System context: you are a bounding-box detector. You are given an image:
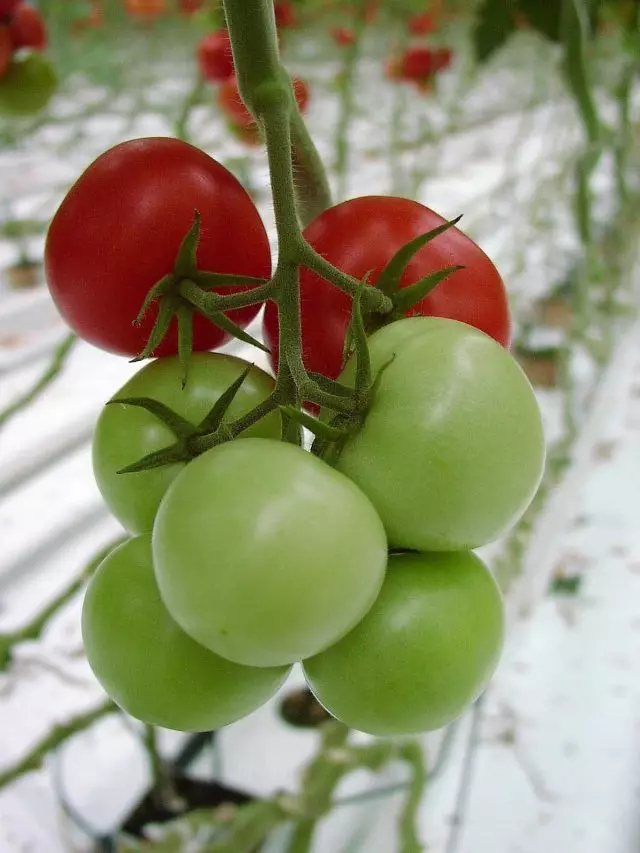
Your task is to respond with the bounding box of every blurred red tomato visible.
[197,30,234,82]
[125,0,165,17]
[218,75,309,129]
[180,0,202,12]
[331,26,355,46]
[408,11,436,34]
[9,4,47,50]
[274,1,296,28]
[0,24,12,77]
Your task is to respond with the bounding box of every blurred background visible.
[0,1,639,851]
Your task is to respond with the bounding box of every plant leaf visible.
[473,0,517,63]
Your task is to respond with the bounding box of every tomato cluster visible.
[196,26,310,145]
[46,137,545,736]
[0,1,56,115]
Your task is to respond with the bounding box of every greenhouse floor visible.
[0,318,636,853]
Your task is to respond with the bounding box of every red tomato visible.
[274,1,296,28]
[9,3,47,50]
[126,0,164,17]
[228,121,262,147]
[197,30,234,82]
[384,55,403,81]
[263,196,511,385]
[0,0,19,18]
[331,26,355,46]
[408,11,436,34]
[432,46,452,71]
[0,25,11,77]
[400,45,436,80]
[180,0,202,12]
[218,75,309,129]
[45,138,271,358]
[72,1,103,32]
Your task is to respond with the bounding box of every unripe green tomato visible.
[92,354,281,535]
[303,550,504,735]
[335,317,545,551]
[0,54,57,117]
[81,536,290,731]
[152,438,388,667]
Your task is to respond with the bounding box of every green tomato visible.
[82,536,290,732]
[0,54,57,117]
[303,550,504,735]
[335,317,545,550]
[92,353,280,535]
[152,438,388,668]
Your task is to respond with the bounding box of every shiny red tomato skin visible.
[45,138,271,357]
[263,196,511,383]
[197,30,234,82]
[9,3,47,50]
[274,1,296,28]
[0,25,11,78]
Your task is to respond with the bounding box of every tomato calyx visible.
[110,364,259,475]
[342,217,465,342]
[133,212,272,372]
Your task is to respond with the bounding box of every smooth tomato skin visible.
[197,30,234,82]
[45,138,271,357]
[9,4,47,50]
[303,551,504,735]
[334,317,545,551]
[92,354,281,535]
[0,52,56,115]
[263,196,511,385]
[82,536,290,732]
[0,25,11,79]
[0,0,20,18]
[152,438,388,668]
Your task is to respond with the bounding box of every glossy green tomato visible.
[0,54,57,116]
[152,438,388,668]
[335,317,545,551]
[82,536,290,732]
[92,353,280,535]
[303,550,504,735]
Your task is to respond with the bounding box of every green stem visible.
[0,701,117,791]
[174,74,207,142]
[0,536,125,672]
[0,335,77,434]
[290,109,333,226]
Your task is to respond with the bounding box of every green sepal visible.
[131,296,177,361]
[279,405,350,442]
[180,280,270,354]
[107,397,195,439]
[197,365,254,434]
[193,271,270,290]
[375,216,463,297]
[391,265,463,314]
[116,444,191,475]
[174,211,201,279]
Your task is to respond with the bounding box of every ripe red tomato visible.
[218,75,309,129]
[45,138,271,357]
[274,0,296,28]
[0,25,11,78]
[331,26,355,46]
[400,45,436,80]
[197,30,234,82]
[0,0,19,17]
[71,1,103,33]
[263,196,511,385]
[126,0,165,17]
[180,0,202,12]
[432,46,452,72]
[408,11,436,34]
[9,3,47,50]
